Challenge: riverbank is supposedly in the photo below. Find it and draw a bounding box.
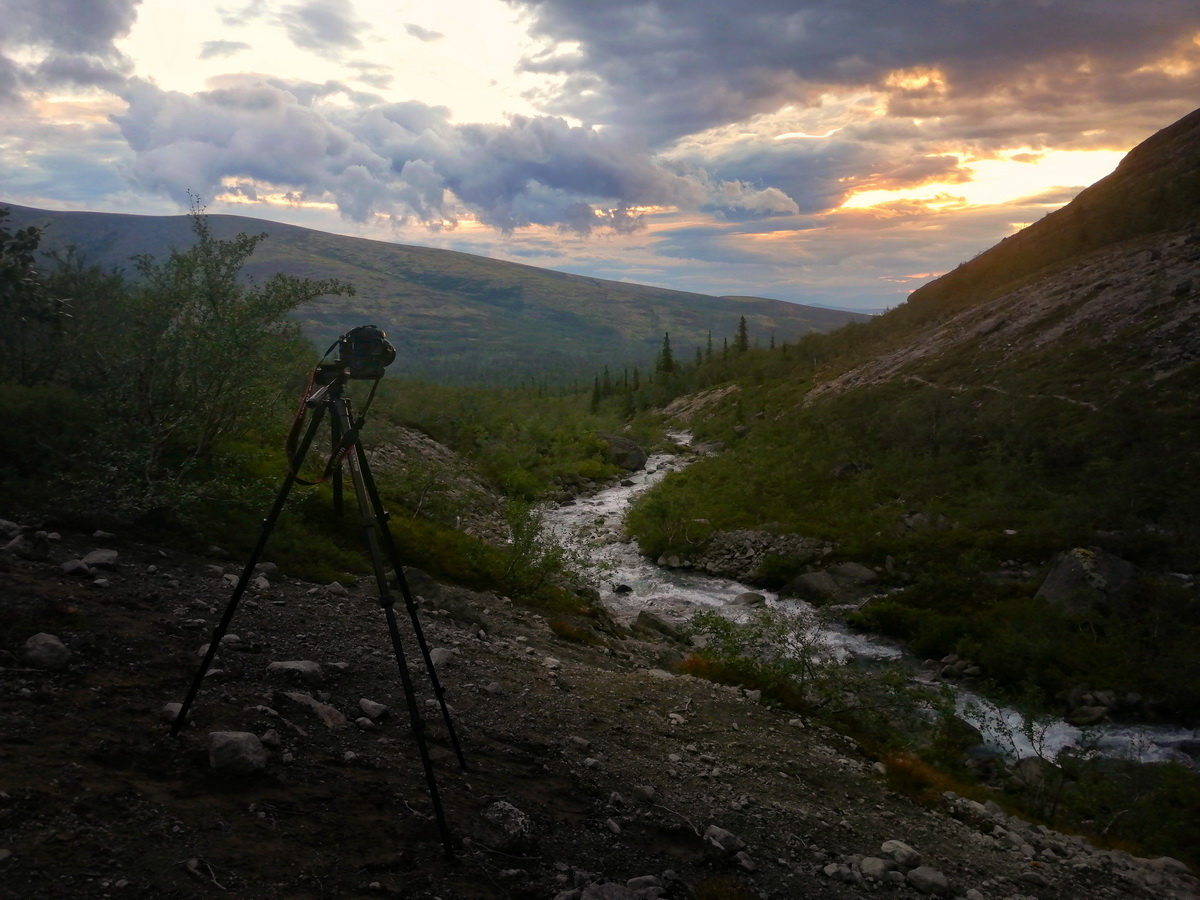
[2,517,1196,898]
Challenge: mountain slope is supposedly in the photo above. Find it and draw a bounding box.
[0,203,867,382]
[622,107,1200,730]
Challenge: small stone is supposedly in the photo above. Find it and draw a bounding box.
[359,698,388,719]
[430,647,458,668]
[703,825,746,854]
[266,660,323,686]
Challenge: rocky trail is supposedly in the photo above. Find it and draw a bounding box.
[1,519,1196,899]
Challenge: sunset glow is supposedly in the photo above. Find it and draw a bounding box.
[3,0,1196,310]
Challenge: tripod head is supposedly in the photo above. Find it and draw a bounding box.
[306,324,394,406]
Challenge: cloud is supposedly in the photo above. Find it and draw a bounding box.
[404,23,444,43]
[0,0,138,99]
[108,75,798,236]
[279,0,366,58]
[346,61,394,90]
[200,40,252,60]
[510,0,1200,149]
[218,0,269,27]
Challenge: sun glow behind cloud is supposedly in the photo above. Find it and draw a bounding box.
[841,148,1127,211]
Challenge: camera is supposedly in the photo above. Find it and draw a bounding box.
[338,325,395,380]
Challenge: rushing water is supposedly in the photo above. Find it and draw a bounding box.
[542,438,1200,767]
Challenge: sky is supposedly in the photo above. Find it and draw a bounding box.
[1,1,1197,312]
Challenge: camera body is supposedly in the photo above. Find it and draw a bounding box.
[338,325,396,380]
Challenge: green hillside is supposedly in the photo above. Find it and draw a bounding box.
[624,107,1200,720]
[0,204,866,383]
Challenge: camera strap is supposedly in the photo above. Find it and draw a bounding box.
[285,368,381,486]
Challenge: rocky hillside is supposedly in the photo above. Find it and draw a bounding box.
[2,511,1197,900]
[810,106,1200,403]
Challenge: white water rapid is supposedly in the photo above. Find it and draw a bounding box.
[542,436,1199,768]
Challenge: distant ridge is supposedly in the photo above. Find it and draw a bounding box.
[0,203,868,383]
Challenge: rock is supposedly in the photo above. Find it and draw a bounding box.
[906,865,951,895]
[61,559,92,577]
[429,647,458,668]
[5,530,51,561]
[631,610,685,643]
[881,839,922,869]
[473,800,534,852]
[778,570,843,606]
[266,660,324,686]
[597,433,648,471]
[81,548,120,570]
[207,731,268,774]
[359,698,388,719]
[1035,547,1135,614]
[702,824,746,854]
[21,633,71,670]
[860,856,896,879]
[1066,705,1109,726]
[733,592,766,606]
[400,566,443,602]
[1010,755,1059,790]
[827,561,877,585]
[254,562,282,582]
[273,691,347,727]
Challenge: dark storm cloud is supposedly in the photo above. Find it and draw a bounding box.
[0,0,139,98]
[509,0,1200,147]
[279,0,366,57]
[200,40,253,60]
[110,76,788,234]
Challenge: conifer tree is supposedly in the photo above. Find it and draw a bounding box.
[735,315,749,353]
[656,331,675,374]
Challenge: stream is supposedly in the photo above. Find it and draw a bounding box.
[543,439,1200,769]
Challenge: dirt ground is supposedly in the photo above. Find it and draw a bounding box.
[1,523,1196,900]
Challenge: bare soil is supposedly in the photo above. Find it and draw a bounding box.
[0,525,1195,899]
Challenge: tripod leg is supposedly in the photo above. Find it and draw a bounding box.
[352,442,467,770]
[334,401,456,858]
[170,405,328,737]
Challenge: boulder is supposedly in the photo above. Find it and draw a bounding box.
[597,433,648,471]
[1035,547,1135,614]
[778,570,843,606]
[631,610,685,643]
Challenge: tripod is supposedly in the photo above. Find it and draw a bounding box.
[170,365,465,857]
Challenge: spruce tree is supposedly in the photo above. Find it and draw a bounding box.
[656,331,675,374]
[735,315,749,353]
